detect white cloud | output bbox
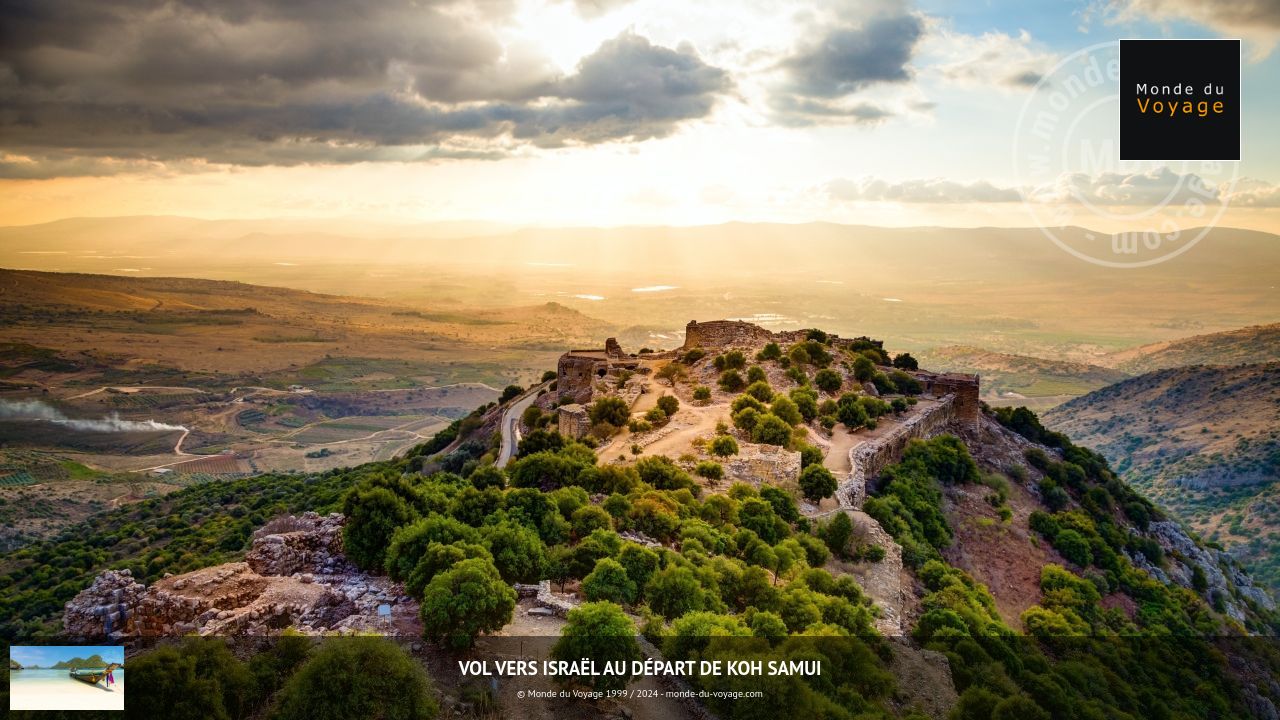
[922,26,1058,89]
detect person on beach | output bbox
[106,668,114,687]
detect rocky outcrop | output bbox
[64,512,418,638]
[245,512,345,576]
[62,569,147,639]
[1145,520,1275,622]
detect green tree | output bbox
[468,465,507,491]
[582,557,638,604]
[385,514,481,581]
[770,395,803,426]
[618,543,660,594]
[892,353,919,371]
[656,395,680,416]
[483,522,547,583]
[693,385,711,401]
[635,455,695,491]
[747,365,768,384]
[589,397,631,427]
[269,638,439,720]
[342,486,417,573]
[710,435,739,457]
[751,413,793,446]
[853,356,875,382]
[718,370,746,392]
[799,464,838,502]
[758,342,782,361]
[419,558,516,650]
[500,385,524,403]
[551,602,642,692]
[128,638,258,720]
[571,504,613,538]
[405,542,493,599]
[745,380,775,402]
[647,566,711,619]
[821,512,853,557]
[814,369,843,394]
[695,461,724,481]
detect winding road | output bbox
[496,382,550,468]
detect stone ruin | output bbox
[678,319,980,427]
[556,337,643,404]
[556,403,591,440]
[64,512,418,639]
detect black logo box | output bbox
[1120,39,1241,161]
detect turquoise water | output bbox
[10,668,125,683]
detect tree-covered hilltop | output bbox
[51,654,109,669]
[1,325,1278,719]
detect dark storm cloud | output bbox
[0,1,730,177]
[772,9,923,124]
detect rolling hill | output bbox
[1045,363,1280,593]
[1102,323,1280,374]
[917,346,1131,409]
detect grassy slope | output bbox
[1045,363,1280,592]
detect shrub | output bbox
[732,406,760,432]
[128,639,258,720]
[1053,529,1093,567]
[892,353,918,371]
[419,558,516,649]
[343,487,417,573]
[758,342,782,361]
[710,435,739,457]
[646,566,711,619]
[745,380,775,402]
[751,413,793,446]
[644,407,668,424]
[799,464,838,502]
[695,461,724,481]
[747,365,768,384]
[693,385,711,401]
[821,512,853,557]
[718,370,746,392]
[405,542,492,599]
[814,369,843,393]
[636,455,696,491]
[270,638,439,720]
[589,397,631,427]
[551,602,642,692]
[582,558,637,604]
[853,356,875,382]
[770,395,803,426]
[657,395,680,416]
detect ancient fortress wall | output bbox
[681,320,778,350]
[836,396,958,508]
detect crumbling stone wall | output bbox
[682,320,777,350]
[722,442,802,493]
[557,404,591,440]
[64,512,416,638]
[914,372,980,427]
[837,397,958,507]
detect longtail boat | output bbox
[69,663,121,686]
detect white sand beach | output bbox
[8,669,125,711]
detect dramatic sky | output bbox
[3,0,1280,230]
